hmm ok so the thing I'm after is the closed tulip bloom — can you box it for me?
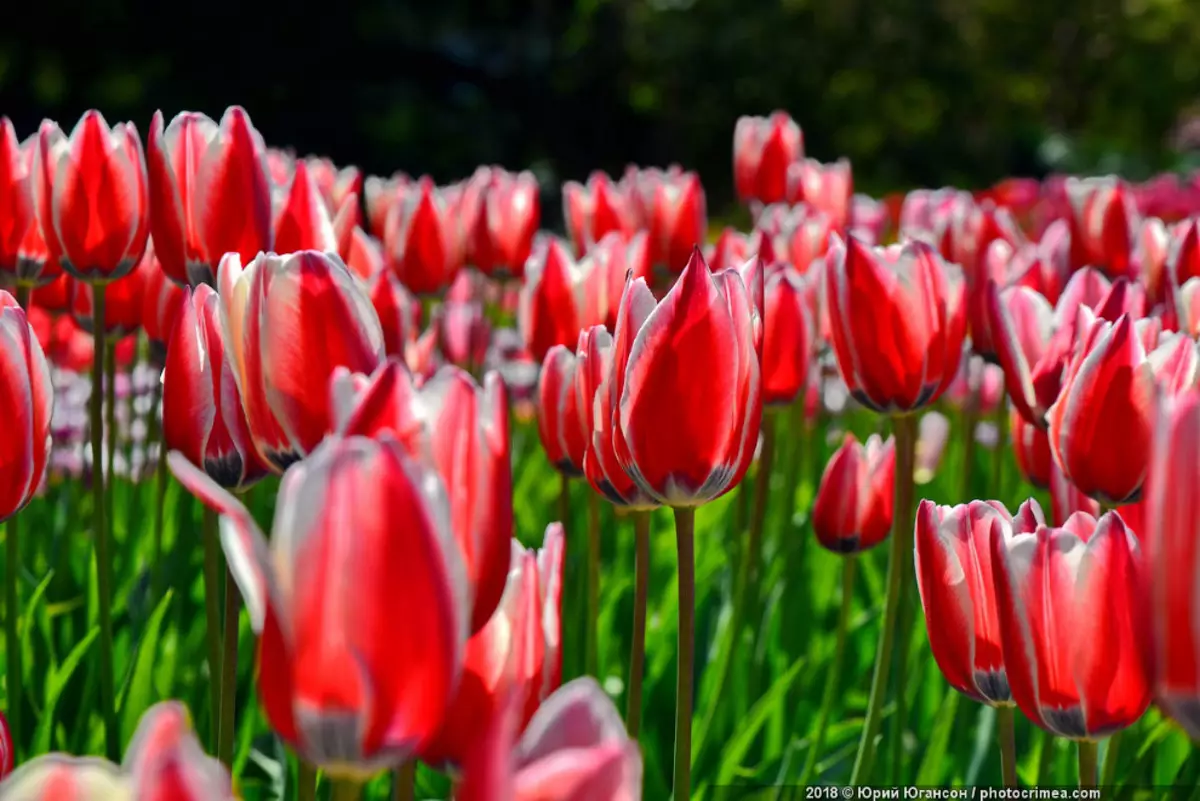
[785,158,852,231]
[124,702,235,800]
[146,108,272,287]
[34,112,149,282]
[756,203,833,274]
[163,284,269,489]
[0,119,33,279]
[436,271,491,372]
[385,176,458,295]
[991,511,1151,738]
[608,251,761,506]
[650,171,707,273]
[273,159,338,254]
[916,499,1045,705]
[334,362,514,633]
[583,232,653,332]
[537,346,586,476]
[139,244,186,346]
[70,247,155,336]
[733,112,803,205]
[825,235,967,413]
[762,264,815,406]
[167,436,469,776]
[1010,408,1052,488]
[1047,314,1196,503]
[423,523,565,767]
[1137,217,1170,309]
[368,270,421,358]
[519,237,597,363]
[1145,390,1200,736]
[562,172,636,256]
[456,677,642,801]
[576,326,658,510]
[812,432,895,553]
[218,250,385,471]
[0,294,53,520]
[1008,220,1072,306]
[468,169,540,278]
[0,758,129,800]
[1065,176,1138,276]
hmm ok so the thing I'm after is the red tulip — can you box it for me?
[364,172,409,238]
[849,194,888,245]
[273,159,338,254]
[762,263,815,406]
[0,293,53,520]
[943,356,1005,415]
[583,231,653,331]
[344,226,385,280]
[518,237,596,363]
[1065,176,1138,277]
[436,271,491,372]
[465,169,540,278]
[0,708,10,781]
[825,236,967,413]
[163,284,269,490]
[422,522,565,768]
[812,432,894,553]
[1047,314,1196,503]
[0,757,127,799]
[536,346,586,476]
[649,170,707,273]
[733,112,803,205]
[306,157,362,224]
[385,176,458,295]
[0,118,33,279]
[140,243,187,345]
[1136,217,1170,309]
[147,108,273,287]
[34,112,149,282]
[167,436,469,775]
[70,256,149,337]
[916,498,1045,705]
[124,702,235,800]
[755,203,833,274]
[606,251,761,506]
[455,677,642,801]
[898,188,970,243]
[991,510,1151,738]
[217,250,385,471]
[785,158,852,231]
[367,270,421,359]
[30,272,72,315]
[334,362,514,633]
[1010,407,1051,489]
[562,172,636,256]
[1145,389,1200,737]
[1008,220,1072,306]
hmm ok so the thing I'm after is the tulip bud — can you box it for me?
[812,432,894,553]
[518,237,595,363]
[762,264,816,407]
[139,243,186,346]
[536,346,586,476]
[649,171,707,274]
[562,173,636,256]
[0,294,53,521]
[0,119,34,282]
[1065,176,1138,277]
[385,177,458,295]
[733,112,803,206]
[273,160,338,254]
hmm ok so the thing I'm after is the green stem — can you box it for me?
[1100,731,1122,787]
[105,341,116,550]
[998,705,1018,787]
[13,283,30,311]
[392,760,415,801]
[331,779,361,801]
[5,514,21,760]
[218,566,240,767]
[672,506,696,801]
[201,506,223,752]
[150,415,168,604]
[297,760,317,801]
[558,473,570,529]
[891,576,917,781]
[626,510,651,740]
[1078,740,1098,788]
[849,413,917,785]
[91,283,120,762]
[798,554,857,787]
[586,491,600,678]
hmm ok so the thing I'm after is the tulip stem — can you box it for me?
[998,705,1018,787]
[672,506,696,801]
[332,779,362,801]
[586,491,601,678]
[392,760,415,801]
[297,760,317,801]
[218,566,240,767]
[626,510,651,740]
[1078,740,1098,787]
[798,554,856,787]
[90,283,120,762]
[849,412,917,785]
[5,514,22,759]
[201,505,223,752]
[150,412,168,604]
[105,341,117,542]
[13,283,30,311]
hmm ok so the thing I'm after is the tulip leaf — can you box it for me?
[915,686,960,785]
[715,652,807,785]
[118,589,174,743]
[32,625,98,755]
[20,570,55,718]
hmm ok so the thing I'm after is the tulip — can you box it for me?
[306,157,362,224]
[344,226,384,280]
[367,270,421,359]
[1009,220,1072,306]
[455,677,642,801]
[70,268,145,338]
[1010,407,1051,489]
[124,702,235,800]
[916,498,1046,785]
[217,250,385,471]
[436,271,491,372]
[384,176,458,295]
[756,203,833,273]
[146,108,272,287]
[364,172,409,238]
[562,172,636,256]
[273,160,339,254]
[536,346,586,477]
[705,227,751,272]
[733,112,803,205]
[986,282,1076,428]
[849,194,888,244]
[167,434,469,778]
[333,362,513,634]
[0,711,9,781]
[762,264,816,407]
[1065,176,1138,277]
[465,169,540,277]
[1136,218,1170,309]
[991,510,1150,776]
[811,433,895,553]
[0,119,36,291]
[583,231,653,332]
[786,158,852,231]
[1145,389,1200,738]
[421,524,565,768]
[649,170,706,273]
[1047,314,1197,503]
[0,757,129,800]
[518,237,598,363]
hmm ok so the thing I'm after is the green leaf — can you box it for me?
[32,626,98,755]
[118,589,174,744]
[915,687,961,785]
[715,653,807,785]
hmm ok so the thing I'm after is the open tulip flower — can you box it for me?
[166,434,469,777]
[991,510,1151,740]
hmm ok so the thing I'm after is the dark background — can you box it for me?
[5,0,1200,218]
